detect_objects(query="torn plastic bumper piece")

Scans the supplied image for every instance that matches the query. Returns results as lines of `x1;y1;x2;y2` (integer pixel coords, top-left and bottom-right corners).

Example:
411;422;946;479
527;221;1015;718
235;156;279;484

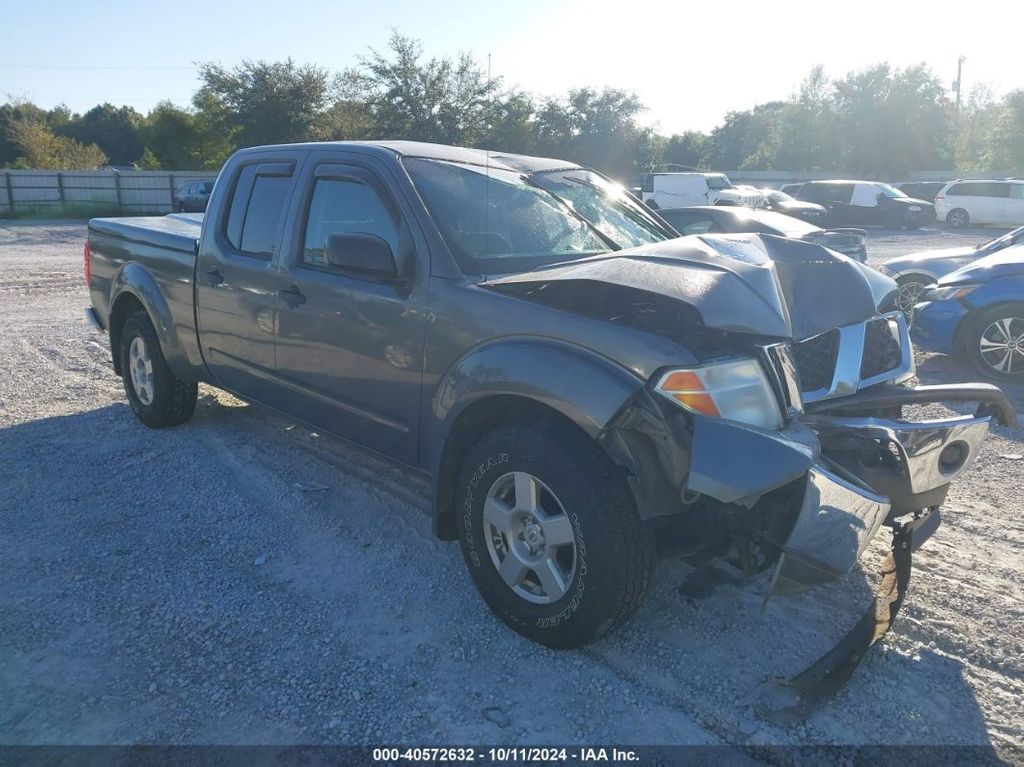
768;465;890;597
755;509;939;725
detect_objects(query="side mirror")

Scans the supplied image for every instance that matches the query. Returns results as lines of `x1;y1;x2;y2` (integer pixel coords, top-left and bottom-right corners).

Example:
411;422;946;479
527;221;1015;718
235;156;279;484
325;233;398;281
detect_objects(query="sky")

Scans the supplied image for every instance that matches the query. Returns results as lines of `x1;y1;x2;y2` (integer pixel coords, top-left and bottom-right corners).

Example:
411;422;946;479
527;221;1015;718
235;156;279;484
0;0;1020;134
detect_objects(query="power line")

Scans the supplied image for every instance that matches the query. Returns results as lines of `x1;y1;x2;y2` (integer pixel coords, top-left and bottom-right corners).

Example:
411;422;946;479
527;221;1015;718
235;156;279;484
0;64;195;71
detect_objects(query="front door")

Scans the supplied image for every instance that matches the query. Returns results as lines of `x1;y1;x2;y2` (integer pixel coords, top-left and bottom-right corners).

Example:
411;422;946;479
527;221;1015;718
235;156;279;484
273;157;429;464
195;155;302;404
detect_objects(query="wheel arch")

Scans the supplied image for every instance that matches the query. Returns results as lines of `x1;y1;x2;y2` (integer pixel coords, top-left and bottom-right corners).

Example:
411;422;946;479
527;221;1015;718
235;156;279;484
107;263;195;380
426;338;645;540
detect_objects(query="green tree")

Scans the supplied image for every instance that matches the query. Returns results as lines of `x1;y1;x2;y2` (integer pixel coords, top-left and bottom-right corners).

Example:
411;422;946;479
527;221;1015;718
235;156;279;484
7;117;107;169
988;89;1024;171
702;102;784;170
536;88;656;181
141;101;199;169
196;58;334;148
342;31;501;146
0;101;48;166
60;103;144;166
661;131;709;170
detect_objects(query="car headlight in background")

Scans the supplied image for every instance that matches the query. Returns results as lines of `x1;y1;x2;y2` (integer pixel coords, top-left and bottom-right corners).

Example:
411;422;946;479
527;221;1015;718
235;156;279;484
877;264;897;276
925;284;979;301
654;358;784;430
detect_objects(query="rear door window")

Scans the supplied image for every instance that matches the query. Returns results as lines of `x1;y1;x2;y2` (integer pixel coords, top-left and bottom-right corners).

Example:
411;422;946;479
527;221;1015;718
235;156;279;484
1010;184;1024;200
225;163;294;259
950;182;1009;197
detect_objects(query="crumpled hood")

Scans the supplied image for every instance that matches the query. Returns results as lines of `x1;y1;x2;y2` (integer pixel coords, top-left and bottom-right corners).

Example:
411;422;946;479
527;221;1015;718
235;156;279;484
482;234;896;340
938;244;1024;285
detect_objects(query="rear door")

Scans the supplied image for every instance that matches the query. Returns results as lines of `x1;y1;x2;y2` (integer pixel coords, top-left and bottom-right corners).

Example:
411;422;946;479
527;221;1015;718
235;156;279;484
272;153;429;464
196;153;303;404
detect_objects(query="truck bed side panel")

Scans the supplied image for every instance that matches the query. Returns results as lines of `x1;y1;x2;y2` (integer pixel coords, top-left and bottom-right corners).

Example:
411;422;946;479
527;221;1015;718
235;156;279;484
87;216;206;379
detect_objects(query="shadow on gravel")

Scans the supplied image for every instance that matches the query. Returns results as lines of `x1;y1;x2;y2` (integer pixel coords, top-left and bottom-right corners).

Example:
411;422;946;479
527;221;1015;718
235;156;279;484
0;402;1002;749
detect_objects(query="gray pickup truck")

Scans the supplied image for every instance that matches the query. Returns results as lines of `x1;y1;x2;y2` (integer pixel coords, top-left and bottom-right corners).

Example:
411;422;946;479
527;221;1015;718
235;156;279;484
85;141;1013;705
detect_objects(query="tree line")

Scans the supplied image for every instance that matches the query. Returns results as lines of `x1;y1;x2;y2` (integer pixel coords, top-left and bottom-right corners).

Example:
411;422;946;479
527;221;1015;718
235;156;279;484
2;32;1022;181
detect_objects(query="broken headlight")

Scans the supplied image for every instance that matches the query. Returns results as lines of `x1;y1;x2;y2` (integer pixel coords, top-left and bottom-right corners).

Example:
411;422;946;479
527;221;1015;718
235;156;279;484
654;358;784;430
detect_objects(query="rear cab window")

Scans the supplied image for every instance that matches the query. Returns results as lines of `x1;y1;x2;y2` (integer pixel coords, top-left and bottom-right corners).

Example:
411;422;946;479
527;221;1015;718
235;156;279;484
223;161;295;259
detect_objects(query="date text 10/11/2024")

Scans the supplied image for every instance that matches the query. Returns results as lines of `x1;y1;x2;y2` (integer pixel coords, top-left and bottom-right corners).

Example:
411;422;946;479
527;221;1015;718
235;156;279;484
372;747;641;762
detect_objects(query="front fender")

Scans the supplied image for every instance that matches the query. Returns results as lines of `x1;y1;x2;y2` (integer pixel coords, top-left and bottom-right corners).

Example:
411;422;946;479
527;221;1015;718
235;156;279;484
109;263;195;380
426;337;645;538
429;337;643;460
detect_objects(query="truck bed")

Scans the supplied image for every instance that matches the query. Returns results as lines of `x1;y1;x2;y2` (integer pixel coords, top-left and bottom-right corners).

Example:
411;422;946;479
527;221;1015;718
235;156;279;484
88;214;203;256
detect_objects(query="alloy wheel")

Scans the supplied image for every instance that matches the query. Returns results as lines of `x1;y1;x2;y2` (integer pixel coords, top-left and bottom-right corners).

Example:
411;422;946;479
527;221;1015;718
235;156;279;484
979;316;1024;376
482;471;577;604
896;280;928;318
128;335;155;404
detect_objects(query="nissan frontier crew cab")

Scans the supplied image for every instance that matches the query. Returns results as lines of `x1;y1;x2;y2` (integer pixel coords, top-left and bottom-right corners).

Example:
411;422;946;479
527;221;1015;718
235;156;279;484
85;141;1013;709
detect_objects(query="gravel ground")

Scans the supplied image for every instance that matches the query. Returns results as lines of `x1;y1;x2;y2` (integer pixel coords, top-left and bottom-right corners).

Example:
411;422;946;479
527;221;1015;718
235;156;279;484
1;221;1022;755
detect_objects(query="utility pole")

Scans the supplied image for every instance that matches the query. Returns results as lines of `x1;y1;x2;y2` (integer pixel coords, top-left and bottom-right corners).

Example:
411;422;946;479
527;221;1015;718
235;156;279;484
954;55;965;113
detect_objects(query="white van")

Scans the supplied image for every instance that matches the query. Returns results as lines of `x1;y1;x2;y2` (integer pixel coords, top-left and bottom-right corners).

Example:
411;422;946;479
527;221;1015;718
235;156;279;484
935;179;1024;228
640;172;765;209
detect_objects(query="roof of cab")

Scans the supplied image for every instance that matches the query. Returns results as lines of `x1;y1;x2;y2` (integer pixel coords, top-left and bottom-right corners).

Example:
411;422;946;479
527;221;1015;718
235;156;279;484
232;140;580;174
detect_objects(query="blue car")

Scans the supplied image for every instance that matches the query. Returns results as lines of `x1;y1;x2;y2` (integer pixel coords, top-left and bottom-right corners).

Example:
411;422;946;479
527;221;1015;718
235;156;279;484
880;225;1024;317
912;244;1024;380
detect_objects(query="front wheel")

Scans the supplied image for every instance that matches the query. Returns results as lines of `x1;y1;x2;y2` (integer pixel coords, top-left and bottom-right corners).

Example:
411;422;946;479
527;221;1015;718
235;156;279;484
455;422;654;648
895;275;932;319
962;305;1024;381
119;311;198;427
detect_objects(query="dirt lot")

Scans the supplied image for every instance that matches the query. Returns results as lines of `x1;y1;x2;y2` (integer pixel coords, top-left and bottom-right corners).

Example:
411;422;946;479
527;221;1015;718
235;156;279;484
2;220;1022;754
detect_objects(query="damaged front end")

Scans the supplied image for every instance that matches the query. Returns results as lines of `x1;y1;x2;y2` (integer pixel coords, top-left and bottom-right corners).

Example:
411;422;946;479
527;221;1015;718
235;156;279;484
601;311;1015;718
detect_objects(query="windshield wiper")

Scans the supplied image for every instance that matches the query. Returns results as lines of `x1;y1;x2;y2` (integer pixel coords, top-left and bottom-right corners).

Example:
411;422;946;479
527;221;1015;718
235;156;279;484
519;174;621;252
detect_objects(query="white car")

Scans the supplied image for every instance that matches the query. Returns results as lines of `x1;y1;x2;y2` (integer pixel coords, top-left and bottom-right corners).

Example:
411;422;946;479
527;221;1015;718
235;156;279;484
935;178;1024;228
640;172;765;209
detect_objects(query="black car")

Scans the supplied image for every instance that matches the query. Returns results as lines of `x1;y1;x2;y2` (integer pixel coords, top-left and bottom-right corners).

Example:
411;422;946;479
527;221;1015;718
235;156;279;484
780;183;804;197
897;181;946;203
658;205;868;262
796;180;935;228
760;188;828;224
173;179;216;213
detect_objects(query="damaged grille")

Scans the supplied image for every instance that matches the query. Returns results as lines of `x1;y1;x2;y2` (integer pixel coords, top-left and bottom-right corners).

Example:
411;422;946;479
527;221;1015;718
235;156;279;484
860;317;903;379
790;313;910;400
793;330;840;392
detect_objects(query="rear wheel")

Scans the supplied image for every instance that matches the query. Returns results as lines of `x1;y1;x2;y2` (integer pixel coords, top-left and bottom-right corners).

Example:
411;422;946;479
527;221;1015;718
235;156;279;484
119;311;198;427
947;209;969;229
895;274;932;319
455;421;654;648
962;305;1024;381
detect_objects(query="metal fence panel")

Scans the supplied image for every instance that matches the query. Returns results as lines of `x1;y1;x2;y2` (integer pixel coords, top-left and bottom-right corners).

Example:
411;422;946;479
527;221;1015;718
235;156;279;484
0;169;217;215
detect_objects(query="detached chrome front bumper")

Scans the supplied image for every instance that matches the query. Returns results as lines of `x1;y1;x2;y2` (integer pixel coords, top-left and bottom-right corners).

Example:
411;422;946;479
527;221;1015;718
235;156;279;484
771;383;1013;597
755;383;1014;721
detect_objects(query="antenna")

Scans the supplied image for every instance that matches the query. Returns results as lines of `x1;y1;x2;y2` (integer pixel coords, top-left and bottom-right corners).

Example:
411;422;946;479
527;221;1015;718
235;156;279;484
484;52;492;259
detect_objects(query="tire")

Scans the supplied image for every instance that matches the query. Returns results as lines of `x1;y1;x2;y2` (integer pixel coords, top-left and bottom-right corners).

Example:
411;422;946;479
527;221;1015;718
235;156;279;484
961;305;1024;381
119;311;198;427
895;274;932;319
947;209;969;229
455;421;654;648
